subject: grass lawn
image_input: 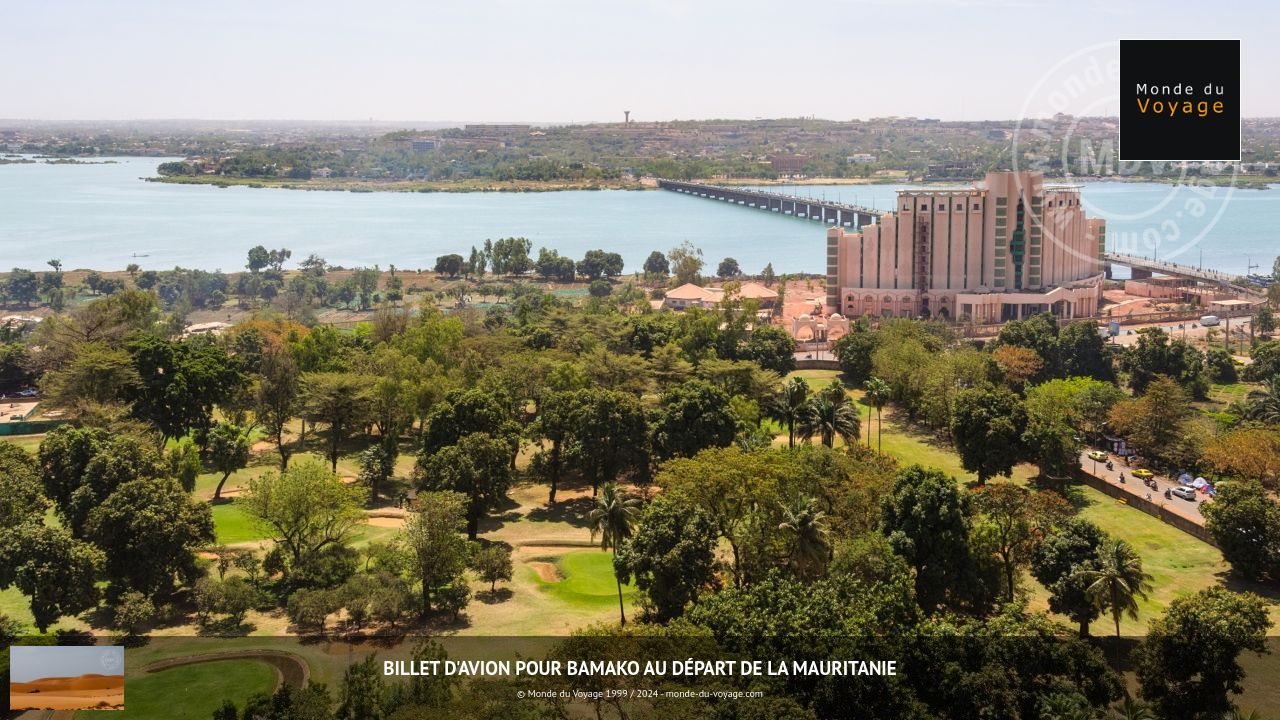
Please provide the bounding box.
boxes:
[781,370,1280,635]
[211,501,272,546]
[2,433,46,453]
[75,659,278,720]
[528,551,637,608]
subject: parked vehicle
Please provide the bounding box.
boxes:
[1200,315,1220,326]
[1172,486,1198,501]
[1087,450,1108,462]
[1132,469,1155,480]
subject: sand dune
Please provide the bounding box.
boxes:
[10,673,124,711]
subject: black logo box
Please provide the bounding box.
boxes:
[1119,39,1240,162]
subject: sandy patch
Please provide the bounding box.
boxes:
[527,561,562,583]
[10,674,125,711]
[365,516,405,528]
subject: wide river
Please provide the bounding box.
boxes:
[1,157,1275,277]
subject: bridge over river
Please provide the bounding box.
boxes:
[1104,252,1246,286]
[657,179,881,229]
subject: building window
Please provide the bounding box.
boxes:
[920,204,928,211]
[973,202,981,210]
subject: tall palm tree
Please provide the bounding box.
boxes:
[1244,375,1280,425]
[767,376,812,448]
[1081,538,1153,666]
[587,483,640,625]
[799,395,860,448]
[777,495,831,581]
[864,377,891,453]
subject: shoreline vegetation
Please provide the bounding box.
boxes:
[143,171,1277,193]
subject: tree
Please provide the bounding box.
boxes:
[112,590,155,639]
[6,268,39,307]
[434,254,465,278]
[588,279,612,298]
[1243,375,1280,425]
[1253,304,1276,335]
[1201,480,1280,582]
[1202,428,1280,490]
[799,391,860,448]
[246,245,270,273]
[1120,327,1208,398]
[950,384,1026,484]
[974,483,1068,602]
[1031,518,1107,637]
[337,653,387,720]
[667,241,705,286]
[992,345,1043,392]
[420,388,517,458]
[588,483,640,624]
[761,262,777,287]
[300,372,373,471]
[614,495,717,622]
[40,342,141,408]
[1059,319,1115,381]
[256,341,300,469]
[766,376,811,448]
[358,443,395,507]
[470,545,514,592]
[742,324,796,373]
[418,432,513,540]
[577,249,624,280]
[38,428,168,537]
[206,422,251,501]
[833,328,879,385]
[242,459,367,575]
[880,465,978,613]
[125,335,247,446]
[1136,588,1272,720]
[0,442,47,527]
[777,495,831,581]
[0,523,104,633]
[864,377,891,452]
[1106,375,1194,467]
[403,491,470,614]
[86,477,215,600]
[642,250,669,279]
[717,257,741,278]
[1081,538,1152,661]
[994,312,1061,382]
[652,380,737,459]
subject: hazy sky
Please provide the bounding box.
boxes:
[10,645,124,682]
[3,0,1275,122]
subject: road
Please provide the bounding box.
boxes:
[1079,449,1209,528]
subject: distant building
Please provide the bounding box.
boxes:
[662,282,778,311]
[409,137,440,151]
[183,321,232,337]
[463,124,531,134]
[847,153,877,164]
[768,154,809,174]
[826,171,1105,323]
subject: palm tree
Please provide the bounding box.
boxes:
[864,377,891,453]
[587,483,640,625]
[767,376,811,448]
[799,395,860,448]
[1114,696,1155,720]
[777,495,831,581]
[1081,538,1153,666]
[1244,375,1280,424]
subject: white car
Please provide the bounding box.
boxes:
[1171,486,1198,501]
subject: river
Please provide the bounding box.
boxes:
[1,157,1275,277]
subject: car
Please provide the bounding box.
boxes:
[1087,450,1108,462]
[1132,469,1155,479]
[1172,486,1198,501]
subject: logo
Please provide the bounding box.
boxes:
[1120,39,1241,161]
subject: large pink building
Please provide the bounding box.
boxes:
[827,171,1105,323]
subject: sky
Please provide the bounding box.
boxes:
[9,645,124,682]
[2,0,1277,122]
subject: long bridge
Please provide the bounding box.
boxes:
[657,179,882,229]
[1104,252,1245,286]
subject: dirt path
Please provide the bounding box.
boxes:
[142,650,309,691]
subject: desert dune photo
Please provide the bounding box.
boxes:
[9,672,125,711]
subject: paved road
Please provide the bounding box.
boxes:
[1078,450,1209,527]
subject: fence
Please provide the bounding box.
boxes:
[1076,471,1218,547]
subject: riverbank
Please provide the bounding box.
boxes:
[146,175,651,193]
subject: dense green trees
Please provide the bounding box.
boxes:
[404,491,471,615]
[1031,518,1107,636]
[651,379,736,459]
[301,372,373,471]
[950,384,1025,484]
[1201,480,1280,581]
[243,460,367,576]
[1136,588,1272,720]
[0,524,104,632]
[417,432,513,539]
[125,335,247,445]
[614,494,717,621]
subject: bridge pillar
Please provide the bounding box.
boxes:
[1130,268,1153,280]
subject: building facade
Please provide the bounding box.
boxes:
[826,171,1105,323]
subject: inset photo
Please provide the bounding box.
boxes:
[9,645,125,712]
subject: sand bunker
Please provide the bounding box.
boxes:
[10,673,125,711]
[528,561,563,583]
[365,516,405,528]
